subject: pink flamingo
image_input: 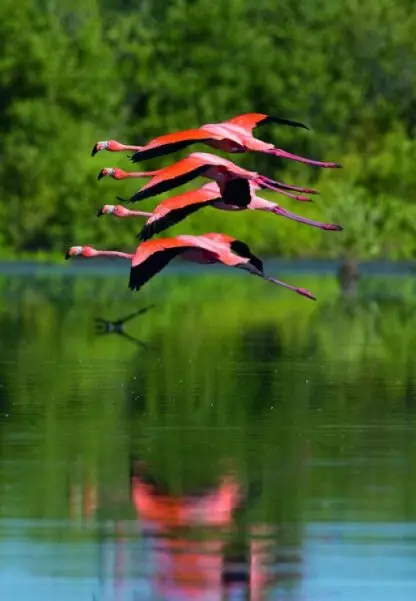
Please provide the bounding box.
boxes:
[65,233,316,300]
[97,151,321,204]
[97,181,342,241]
[91,112,341,169]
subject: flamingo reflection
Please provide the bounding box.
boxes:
[75,460,301,600]
[94,305,155,349]
[129,461,300,601]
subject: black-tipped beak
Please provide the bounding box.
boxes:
[65,251,71,260]
[97,208,104,217]
[91,144,98,157]
[97,171,105,181]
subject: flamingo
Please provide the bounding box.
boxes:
[65,233,316,300]
[91,112,341,169]
[97,152,320,204]
[97,181,343,241]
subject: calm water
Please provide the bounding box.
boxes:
[0,262,416,601]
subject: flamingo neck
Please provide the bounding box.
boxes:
[120,144,144,152]
[94,250,133,260]
[127,209,152,217]
[122,171,158,178]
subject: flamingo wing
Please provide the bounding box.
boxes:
[130,129,223,163]
[124,157,210,203]
[224,112,309,133]
[138,186,222,241]
[129,238,197,291]
[180,233,262,268]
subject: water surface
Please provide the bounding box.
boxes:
[0,263,415,600]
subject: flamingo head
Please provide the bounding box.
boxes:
[65,245,97,260]
[97,167,126,181]
[97,204,115,217]
[91,140,124,156]
[97,204,128,217]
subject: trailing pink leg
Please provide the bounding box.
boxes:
[273,206,343,231]
[267,148,342,169]
[241,263,316,300]
[265,275,316,300]
[255,177,313,202]
[258,176,319,195]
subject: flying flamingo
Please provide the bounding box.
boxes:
[97,181,343,241]
[91,112,341,169]
[97,152,321,204]
[65,233,316,300]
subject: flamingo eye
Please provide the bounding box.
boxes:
[98,141,109,150]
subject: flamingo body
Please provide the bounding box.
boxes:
[91,112,341,169]
[98,152,320,204]
[65,234,316,300]
[97,180,342,240]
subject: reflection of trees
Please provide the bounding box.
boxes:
[0,271,416,545]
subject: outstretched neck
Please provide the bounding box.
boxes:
[95,250,133,260]
[128,209,153,217]
[122,169,159,178]
[120,144,144,152]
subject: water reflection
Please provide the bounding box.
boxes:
[91,458,300,601]
[94,305,155,349]
[0,267,416,600]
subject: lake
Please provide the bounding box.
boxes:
[0,261,415,601]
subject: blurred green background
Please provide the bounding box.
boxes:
[1,0,415,263]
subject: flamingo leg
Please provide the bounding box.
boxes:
[272,206,343,231]
[239,263,316,300]
[258,176,320,195]
[266,148,342,169]
[255,178,313,202]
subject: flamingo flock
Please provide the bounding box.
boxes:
[66,113,343,300]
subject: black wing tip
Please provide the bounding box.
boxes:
[123,190,150,204]
[263,115,310,131]
[128,267,142,291]
[136,227,151,241]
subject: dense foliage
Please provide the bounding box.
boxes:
[1,0,415,259]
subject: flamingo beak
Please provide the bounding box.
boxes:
[97,208,104,217]
[65,250,71,260]
[97,170,105,181]
[91,144,99,157]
